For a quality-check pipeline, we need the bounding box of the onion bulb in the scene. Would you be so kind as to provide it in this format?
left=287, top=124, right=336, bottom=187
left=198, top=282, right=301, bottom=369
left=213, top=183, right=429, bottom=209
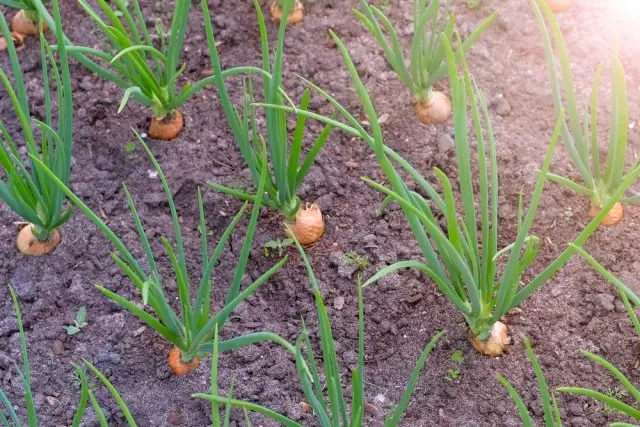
left=545, top=0, right=571, bottom=12
left=168, top=347, right=200, bottom=376
left=287, top=203, right=324, bottom=245
left=12, top=10, right=46, bottom=37
left=270, top=0, right=304, bottom=26
left=16, top=224, right=61, bottom=256
left=0, top=32, right=25, bottom=52
left=149, top=110, right=184, bottom=141
left=470, top=321, right=511, bottom=356
left=414, top=91, right=451, bottom=125
left=589, top=201, right=624, bottom=226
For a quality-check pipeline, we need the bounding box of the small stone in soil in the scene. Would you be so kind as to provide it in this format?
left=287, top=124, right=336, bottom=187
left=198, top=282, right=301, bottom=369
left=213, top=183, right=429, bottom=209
left=437, top=133, right=455, bottom=153
left=167, top=411, right=182, bottom=425
left=345, top=160, right=358, bottom=168
left=316, top=192, right=335, bottom=211
left=337, top=263, right=357, bottom=279
left=495, top=97, right=512, bottom=116
left=568, top=402, right=583, bottom=416
left=299, top=401, right=311, bottom=413
left=593, top=293, right=615, bottom=313
left=45, top=396, right=58, bottom=406
left=333, top=296, right=345, bottom=310
left=570, top=417, right=590, bottom=426
left=52, top=340, right=64, bottom=355
left=373, top=394, right=386, bottom=405
left=365, top=402, right=379, bottom=415
left=404, top=293, right=423, bottom=304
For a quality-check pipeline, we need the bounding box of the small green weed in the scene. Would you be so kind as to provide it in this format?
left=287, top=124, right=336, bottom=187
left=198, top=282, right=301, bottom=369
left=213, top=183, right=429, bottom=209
left=345, top=251, right=369, bottom=270
left=64, top=307, right=88, bottom=336
left=451, top=349, right=464, bottom=364
left=447, top=369, right=461, bottom=381
left=264, top=238, right=294, bottom=257
left=125, top=141, right=137, bottom=154
left=603, top=386, right=629, bottom=413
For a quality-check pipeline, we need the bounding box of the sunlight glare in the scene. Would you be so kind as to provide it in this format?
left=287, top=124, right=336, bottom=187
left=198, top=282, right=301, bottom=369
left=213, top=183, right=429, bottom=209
left=612, top=0, right=640, bottom=25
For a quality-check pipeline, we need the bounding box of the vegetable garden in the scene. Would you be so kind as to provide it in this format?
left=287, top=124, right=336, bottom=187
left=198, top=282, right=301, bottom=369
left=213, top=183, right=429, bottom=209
left=1, top=0, right=640, bottom=425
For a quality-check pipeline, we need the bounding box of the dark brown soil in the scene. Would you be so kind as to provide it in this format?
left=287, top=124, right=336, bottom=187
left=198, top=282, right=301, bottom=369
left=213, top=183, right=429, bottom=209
left=2, top=0, right=640, bottom=426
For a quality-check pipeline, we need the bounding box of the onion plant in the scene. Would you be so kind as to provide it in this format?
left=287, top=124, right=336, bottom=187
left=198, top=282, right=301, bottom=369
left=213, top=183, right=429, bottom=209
left=25, top=0, right=217, bottom=140
left=72, top=0, right=192, bottom=139
left=1, top=286, right=138, bottom=426
left=0, top=0, right=73, bottom=256
left=258, top=31, right=640, bottom=355
left=194, top=232, right=444, bottom=426
left=533, top=0, right=639, bottom=226
left=0, top=0, right=45, bottom=39
left=30, top=135, right=300, bottom=375
left=354, top=0, right=496, bottom=124
left=498, top=338, right=563, bottom=427
left=203, top=0, right=332, bottom=244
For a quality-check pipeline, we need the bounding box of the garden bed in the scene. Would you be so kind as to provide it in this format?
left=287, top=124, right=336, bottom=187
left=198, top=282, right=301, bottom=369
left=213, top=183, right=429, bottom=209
left=1, top=0, right=640, bottom=425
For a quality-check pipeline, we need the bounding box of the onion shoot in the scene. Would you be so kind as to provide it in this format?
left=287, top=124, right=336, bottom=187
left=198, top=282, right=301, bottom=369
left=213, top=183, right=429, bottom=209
left=26, top=0, right=227, bottom=140
left=0, top=2, right=74, bottom=256
left=534, top=0, right=639, bottom=226
left=0, top=2, right=47, bottom=52
left=355, top=0, right=496, bottom=125
left=204, top=0, right=332, bottom=244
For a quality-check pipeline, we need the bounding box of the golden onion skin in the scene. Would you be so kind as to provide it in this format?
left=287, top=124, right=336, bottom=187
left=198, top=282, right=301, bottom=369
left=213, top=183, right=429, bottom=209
left=470, top=321, right=511, bottom=357
left=270, top=0, right=304, bottom=26
left=149, top=110, right=184, bottom=141
left=16, top=224, right=61, bottom=256
left=415, top=91, right=452, bottom=125
left=287, top=203, right=324, bottom=245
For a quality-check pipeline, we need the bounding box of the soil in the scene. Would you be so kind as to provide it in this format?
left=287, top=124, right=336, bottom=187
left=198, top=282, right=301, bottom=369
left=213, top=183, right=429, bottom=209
left=2, top=0, right=640, bottom=426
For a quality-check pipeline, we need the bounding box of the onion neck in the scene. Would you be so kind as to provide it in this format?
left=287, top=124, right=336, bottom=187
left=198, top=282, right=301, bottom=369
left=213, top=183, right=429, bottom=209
left=466, top=309, right=495, bottom=341
left=31, top=224, right=52, bottom=242
left=150, top=91, right=174, bottom=120
left=281, top=196, right=301, bottom=221
left=415, top=86, right=433, bottom=105
left=23, top=9, right=40, bottom=23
